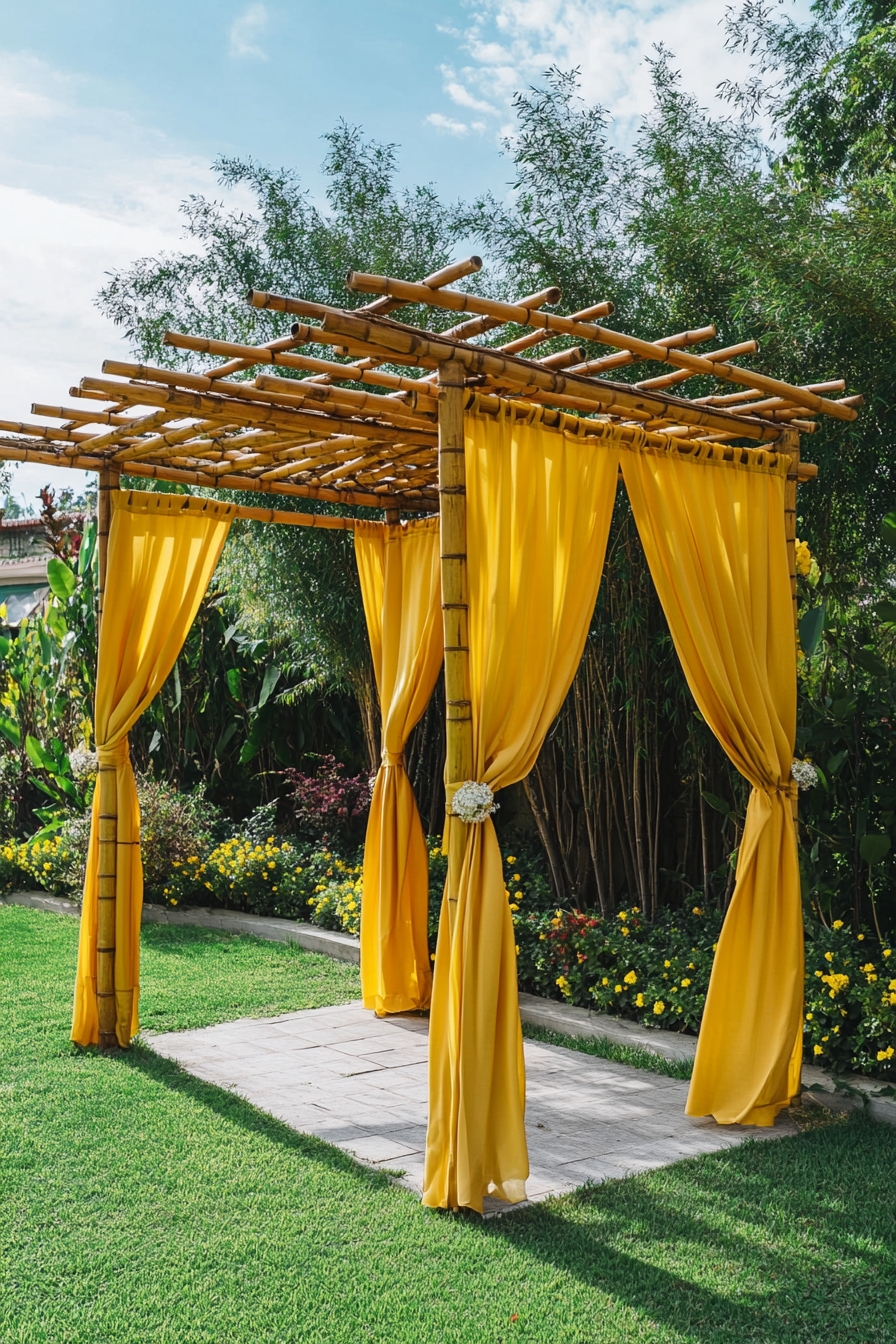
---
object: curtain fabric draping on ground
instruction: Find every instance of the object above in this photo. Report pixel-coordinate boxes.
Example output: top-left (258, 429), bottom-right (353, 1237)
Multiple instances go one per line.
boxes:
top-left (72, 492), bottom-right (234, 1047)
top-left (355, 517), bottom-right (443, 1016)
top-left (423, 404), bottom-right (621, 1212)
top-left (620, 444), bottom-right (801, 1126)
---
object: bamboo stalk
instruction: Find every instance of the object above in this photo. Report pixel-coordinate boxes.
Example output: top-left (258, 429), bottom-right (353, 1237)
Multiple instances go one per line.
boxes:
top-left (96, 467), bottom-right (120, 1050)
top-left (634, 340), bottom-right (759, 389)
top-left (251, 372), bottom-right (436, 422)
top-left (438, 361), bottom-right (473, 919)
top-left (697, 380), bottom-right (846, 407)
top-left (343, 275), bottom-right (856, 422)
top-left (318, 311), bottom-right (783, 442)
top-left (362, 255), bottom-right (482, 316)
top-left (781, 425), bottom-right (801, 847)
top-left (79, 376), bottom-right (437, 448)
top-left (100, 360), bottom-right (437, 430)
top-left (67, 407), bottom-right (175, 455)
top-left (31, 403), bottom-right (143, 427)
top-left (163, 331), bottom-right (440, 403)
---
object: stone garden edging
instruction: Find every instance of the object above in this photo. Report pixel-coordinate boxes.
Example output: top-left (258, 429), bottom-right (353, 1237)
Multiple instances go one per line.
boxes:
top-left (5, 889), bottom-right (893, 1126)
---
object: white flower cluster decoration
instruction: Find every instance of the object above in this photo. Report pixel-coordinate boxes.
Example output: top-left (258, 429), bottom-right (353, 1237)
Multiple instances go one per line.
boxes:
top-left (451, 780), bottom-right (499, 824)
top-left (791, 758), bottom-right (819, 791)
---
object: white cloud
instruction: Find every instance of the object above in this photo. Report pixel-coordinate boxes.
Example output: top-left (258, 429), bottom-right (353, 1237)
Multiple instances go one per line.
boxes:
top-left (438, 0), bottom-right (812, 146)
top-left (0, 52), bottom-right (219, 510)
top-left (440, 67), bottom-right (499, 115)
top-left (229, 3), bottom-right (269, 61)
top-left (425, 112), bottom-right (472, 136)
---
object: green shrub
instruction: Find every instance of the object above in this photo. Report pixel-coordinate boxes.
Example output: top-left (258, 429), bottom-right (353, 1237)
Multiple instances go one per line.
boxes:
top-left (804, 920), bottom-right (896, 1074)
top-left (307, 855), bottom-right (363, 936)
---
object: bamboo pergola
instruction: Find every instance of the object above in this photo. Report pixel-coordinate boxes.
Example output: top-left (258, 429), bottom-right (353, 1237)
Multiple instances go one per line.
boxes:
top-left (0, 256), bottom-right (858, 1050)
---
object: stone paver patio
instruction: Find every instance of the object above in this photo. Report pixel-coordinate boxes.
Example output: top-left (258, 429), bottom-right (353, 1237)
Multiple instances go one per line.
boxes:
top-left (145, 1003), bottom-right (798, 1212)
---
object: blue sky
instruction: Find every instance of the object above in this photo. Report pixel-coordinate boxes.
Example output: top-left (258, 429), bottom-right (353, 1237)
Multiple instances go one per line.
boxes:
top-left (0, 0), bottom-right (806, 507)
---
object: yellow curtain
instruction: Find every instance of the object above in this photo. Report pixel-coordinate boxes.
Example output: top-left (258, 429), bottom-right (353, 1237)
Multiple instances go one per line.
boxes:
top-left (423, 405), bottom-right (621, 1211)
top-left (355, 517), bottom-right (443, 1016)
top-left (72, 492), bottom-right (234, 1047)
top-left (620, 443), bottom-right (801, 1126)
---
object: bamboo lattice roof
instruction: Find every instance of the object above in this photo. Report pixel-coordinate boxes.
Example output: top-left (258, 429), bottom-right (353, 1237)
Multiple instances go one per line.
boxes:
top-left (0, 257), bottom-right (854, 512)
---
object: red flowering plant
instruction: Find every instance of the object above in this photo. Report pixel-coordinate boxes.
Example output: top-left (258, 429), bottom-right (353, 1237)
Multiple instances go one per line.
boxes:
top-left (282, 754), bottom-right (371, 847)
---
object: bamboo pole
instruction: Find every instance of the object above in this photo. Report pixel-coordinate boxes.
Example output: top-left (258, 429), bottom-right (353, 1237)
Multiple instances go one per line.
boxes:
top-left (318, 311), bottom-right (783, 442)
top-left (697, 380), bottom-right (846, 407)
top-left (96, 467), bottom-right (120, 1050)
top-left (343, 274), bottom-right (857, 423)
top-left (79, 376), bottom-right (437, 448)
top-left (635, 340), bottom-right (759, 389)
top-left (363, 255), bottom-right (482, 316)
top-left (99, 361), bottom-right (437, 431)
top-left (569, 325), bottom-right (718, 376)
top-left (163, 331), bottom-right (440, 402)
top-left (438, 362), bottom-right (473, 917)
top-left (780, 426), bottom-right (802, 939)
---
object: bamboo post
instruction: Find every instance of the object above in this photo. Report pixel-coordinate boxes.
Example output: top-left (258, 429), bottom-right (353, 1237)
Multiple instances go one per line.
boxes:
top-left (438, 362), bottom-right (473, 918)
top-left (96, 466), bottom-right (120, 1049)
top-left (782, 428), bottom-right (802, 827)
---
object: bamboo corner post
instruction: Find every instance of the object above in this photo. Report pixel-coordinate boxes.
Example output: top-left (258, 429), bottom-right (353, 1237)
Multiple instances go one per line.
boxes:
top-left (438, 362), bottom-right (473, 920)
top-left (96, 467), bottom-right (120, 1049)
top-left (780, 426), bottom-right (801, 828)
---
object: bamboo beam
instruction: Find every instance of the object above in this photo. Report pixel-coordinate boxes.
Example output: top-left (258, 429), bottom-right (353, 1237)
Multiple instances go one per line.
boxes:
top-left (251, 372), bottom-right (436, 422)
top-left (568, 325), bottom-right (719, 376)
top-left (31, 403), bottom-right (143, 428)
top-left (317, 311), bottom-right (783, 442)
top-left (696, 380), bottom-right (845, 406)
top-left (363, 255), bottom-right (482, 316)
top-left (163, 331), bottom-right (439, 402)
top-left (79, 376), bottom-right (437, 449)
top-left (67, 407), bottom-right (176, 455)
top-left (100, 360), bottom-right (436, 431)
top-left (635, 340), bottom-right (759, 389)
top-left (438, 360), bottom-right (473, 919)
top-left (343, 275), bottom-right (856, 423)
top-left (96, 466), bottom-right (120, 1050)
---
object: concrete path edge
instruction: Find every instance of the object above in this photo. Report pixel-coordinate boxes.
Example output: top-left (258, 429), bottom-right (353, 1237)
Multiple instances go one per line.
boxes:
top-left (4, 888), bottom-right (893, 1125)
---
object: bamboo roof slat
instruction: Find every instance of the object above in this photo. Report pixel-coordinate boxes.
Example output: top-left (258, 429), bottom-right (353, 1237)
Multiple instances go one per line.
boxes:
top-left (342, 274), bottom-right (855, 423)
top-left (79, 376), bottom-right (438, 448)
top-left (317, 310), bottom-right (783, 442)
top-left (163, 331), bottom-right (440, 404)
top-left (0, 254), bottom-right (842, 515)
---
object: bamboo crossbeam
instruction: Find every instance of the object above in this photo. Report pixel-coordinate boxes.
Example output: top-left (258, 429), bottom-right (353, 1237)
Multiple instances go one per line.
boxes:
top-left (113, 419), bottom-right (237, 463)
top-left (228, 503), bottom-right (359, 529)
top-left (362, 255), bottom-right (482, 316)
top-left (634, 340), bottom-right (759, 389)
top-left (67, 407), bottom-right (176, 455)
top-left (101, 358), bottom-right (436, 433)
top-left (317, 311), bottom-right (782, 442)
top-left (204, 333), bottom-right (305, 382)
top-left (535, 346), bottom-right (586, 370)
top-left (163, 331), bottom-right (440, 403)
top-left (343, 275), bottom-right (855, 422)
top-left (568, 326), bottom-right (719, 377)
top-left (500, 303), bottom-right (616, 355)
top-left (0, 418), bottom-right (95, 444)
top-left (80, 376), bottom-right (437, 448)
top-left (31, 403), bottom-right (142, 428)
top-left (250, 372), bottom-right (436, 422)
top-left (696, 380), bottom-right (846, 407)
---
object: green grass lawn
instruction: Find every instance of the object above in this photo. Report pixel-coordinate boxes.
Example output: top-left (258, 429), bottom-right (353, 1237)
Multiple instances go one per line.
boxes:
top-left (3, 904), bottom-right (895, 1344)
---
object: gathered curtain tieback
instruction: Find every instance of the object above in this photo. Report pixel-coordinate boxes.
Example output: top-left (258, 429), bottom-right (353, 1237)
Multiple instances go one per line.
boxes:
top-left (96, 740), bottom-right (130, 769)
top-left (763, 778), bottom-right (799, 802)
top-left (381, 750), bottom-right (405, 767)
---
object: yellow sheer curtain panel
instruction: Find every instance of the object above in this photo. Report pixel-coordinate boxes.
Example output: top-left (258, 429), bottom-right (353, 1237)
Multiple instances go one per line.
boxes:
top-left (621, 445), bottom-right (801, 1126)
top-left (72, 492), bottom-right (234, 1047)
top-left (423, 405), bottom-right (621, 1212)
top-left (355, 517), bottom-right (443, 1016)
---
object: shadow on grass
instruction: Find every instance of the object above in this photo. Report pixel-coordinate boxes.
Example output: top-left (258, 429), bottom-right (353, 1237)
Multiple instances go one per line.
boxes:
top-left (484, 1116), bottom-right (896, 1342)
top-left (118, 1039), bottom-right (399, 1195)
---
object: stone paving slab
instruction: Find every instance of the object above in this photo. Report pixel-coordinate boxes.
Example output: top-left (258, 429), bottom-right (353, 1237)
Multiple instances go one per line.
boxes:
top-left (144, 1001), bottom-right (798, 1213)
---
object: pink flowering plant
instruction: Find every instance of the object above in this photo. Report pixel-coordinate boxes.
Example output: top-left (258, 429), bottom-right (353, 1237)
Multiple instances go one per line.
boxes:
top-left (282, 754), bottom-right (371, 846)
